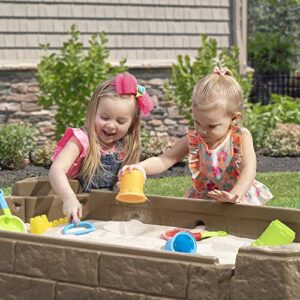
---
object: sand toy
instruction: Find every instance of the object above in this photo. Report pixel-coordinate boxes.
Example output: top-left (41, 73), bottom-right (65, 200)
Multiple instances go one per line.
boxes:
top-left (161, 228), bottom-right (227, 241)
top-left (30, 214), bottom-right (67, 234)
top-left (252, 219), bottom-right (295, 246)
top-left (62, 221), bottom-right (96, 235)
top-left (116, 169), bottom-right (147, 203)
top-left (165, 231), bottom-right (197, 253)
top-left (0, 189), bottom-right (27, 233)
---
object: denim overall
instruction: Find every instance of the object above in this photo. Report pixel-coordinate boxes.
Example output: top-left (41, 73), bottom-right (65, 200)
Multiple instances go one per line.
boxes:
top-left (79, 144), bottom-right (123, 192)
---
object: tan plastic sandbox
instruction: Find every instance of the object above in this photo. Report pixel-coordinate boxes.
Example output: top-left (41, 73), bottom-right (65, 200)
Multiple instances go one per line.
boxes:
top-left (0, 177), bottom-right (300, 300)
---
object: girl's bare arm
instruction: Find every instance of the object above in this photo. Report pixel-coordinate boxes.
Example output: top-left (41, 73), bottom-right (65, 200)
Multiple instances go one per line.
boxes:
top-left (139, 136), bottom-right (189, 175)
top-left (120, 136), bottom-right (189, 177)
top-left (48, 137), bottom-right (83, 223)
top-left (230, 128), bottom-right (257, 199)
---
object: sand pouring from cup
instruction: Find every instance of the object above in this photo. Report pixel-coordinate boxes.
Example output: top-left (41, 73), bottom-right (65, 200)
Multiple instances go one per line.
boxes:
top-left (0, 189), bottom-right (27, 233)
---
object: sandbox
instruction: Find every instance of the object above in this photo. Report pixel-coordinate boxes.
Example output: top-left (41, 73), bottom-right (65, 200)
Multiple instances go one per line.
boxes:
top-left (0, 177), bottom-right (300, 300)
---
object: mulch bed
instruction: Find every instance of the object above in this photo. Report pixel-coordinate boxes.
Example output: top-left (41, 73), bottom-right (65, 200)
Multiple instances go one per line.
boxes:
top-left (0, 155), bottom-right (299, 187)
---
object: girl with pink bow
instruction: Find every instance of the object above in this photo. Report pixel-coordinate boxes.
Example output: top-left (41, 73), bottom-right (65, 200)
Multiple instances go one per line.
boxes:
top-left (49, 72), bottom-right (153, 224)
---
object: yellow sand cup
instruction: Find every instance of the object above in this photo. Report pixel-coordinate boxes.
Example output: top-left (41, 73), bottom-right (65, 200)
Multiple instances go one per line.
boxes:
top-left (116, 170), bottom-right (147, 203)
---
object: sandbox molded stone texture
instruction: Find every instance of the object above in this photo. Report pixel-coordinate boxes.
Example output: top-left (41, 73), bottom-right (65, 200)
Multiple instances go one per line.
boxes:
top-left (0, 177), bottom-right (299, 299)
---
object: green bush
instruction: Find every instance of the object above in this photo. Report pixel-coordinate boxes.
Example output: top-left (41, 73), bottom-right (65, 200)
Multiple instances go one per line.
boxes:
top-left (243, 94), bottom-right (300, 150)
top-left (141, 128), bottom-right (176, 160)
top-left (0, 124), bottom-right (37, 169)
top-left (261, 123), bottom-right (300, 157)
top-left (37, 25), bottom-right (127, 139)
top-left (164, 35), bottom-right (253, 125)
top-left (268, 94), bottom-right (300, 124)
top-left (248, 0), bottom-right (299, 74)
top-left (248, 32), bottom-right (296, 74)
top-left (31, 140), bottom-right (56, 167)
top-left (243, 102), bottom-right (277, 150)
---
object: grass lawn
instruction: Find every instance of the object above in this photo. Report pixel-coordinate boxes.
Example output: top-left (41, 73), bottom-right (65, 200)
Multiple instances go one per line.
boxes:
top-left (3, 172), bottom-right (299, 209)
top-left (145, 172), bottom-right (300, 209)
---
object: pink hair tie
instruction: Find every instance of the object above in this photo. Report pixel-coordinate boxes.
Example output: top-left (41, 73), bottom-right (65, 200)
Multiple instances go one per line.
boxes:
top-left (213, 66), bottom-right (227, 76)
top-left (115, 73), bottom-right (153, 116)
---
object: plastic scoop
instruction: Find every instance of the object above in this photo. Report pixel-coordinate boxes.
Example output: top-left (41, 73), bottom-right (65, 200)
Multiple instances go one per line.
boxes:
top-left (62, 221), bottom-right (96, 235)
top-left (0, 189), bottom-right (27, 233)
top-left (161, 228), bottom-right (227, 241)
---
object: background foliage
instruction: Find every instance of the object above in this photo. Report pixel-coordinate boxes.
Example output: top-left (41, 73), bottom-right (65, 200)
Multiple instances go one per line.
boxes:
top-left (248, 0), bottom-right (300, 74)
top-left (0, 125), bottom-right (37, 169)
top-left (243, 95), bottom-right (300, 151)
top-left (37, 25), bottom-right (126, 139)
top-left (164, 35), bottom-right (253, 126)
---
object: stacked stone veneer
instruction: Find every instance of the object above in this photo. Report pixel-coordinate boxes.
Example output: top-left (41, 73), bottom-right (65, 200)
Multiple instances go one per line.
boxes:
top-left (0, 70), bottom-right (188, 145)
top-left (0, 233), bottom-right (234, 300)
top-left (0, 216), bottom-right (300, 299)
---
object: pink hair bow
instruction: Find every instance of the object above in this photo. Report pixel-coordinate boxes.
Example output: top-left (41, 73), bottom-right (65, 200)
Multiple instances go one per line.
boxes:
top-left (213, 66), bottom-right (227, 76)
top-left (115, 73), bottom-right (153, 116)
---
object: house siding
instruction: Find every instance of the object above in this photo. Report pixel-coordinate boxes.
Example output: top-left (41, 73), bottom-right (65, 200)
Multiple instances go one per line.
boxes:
top-left (0, 0), bottom-right (238, 67)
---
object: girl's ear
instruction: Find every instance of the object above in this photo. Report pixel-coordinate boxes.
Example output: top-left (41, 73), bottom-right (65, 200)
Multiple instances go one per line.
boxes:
top-left (231, 112), bottom-right (241, 124)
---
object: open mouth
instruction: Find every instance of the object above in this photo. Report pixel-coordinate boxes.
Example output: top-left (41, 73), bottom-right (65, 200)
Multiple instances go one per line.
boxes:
top-left (102, 130), bottom-right (115, 137)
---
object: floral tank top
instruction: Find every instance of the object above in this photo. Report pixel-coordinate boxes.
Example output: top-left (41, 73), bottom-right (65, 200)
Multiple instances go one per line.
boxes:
top-left (185, 126), bottom-right (273, 205)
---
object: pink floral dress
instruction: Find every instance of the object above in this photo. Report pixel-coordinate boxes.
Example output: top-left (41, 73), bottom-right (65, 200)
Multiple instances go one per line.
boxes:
top-left (185, 126), bottom-right (273, 205)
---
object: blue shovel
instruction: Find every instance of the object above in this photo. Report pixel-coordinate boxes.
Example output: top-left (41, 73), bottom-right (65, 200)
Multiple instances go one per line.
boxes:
top-left (0, 189), bottom-right (27, 233)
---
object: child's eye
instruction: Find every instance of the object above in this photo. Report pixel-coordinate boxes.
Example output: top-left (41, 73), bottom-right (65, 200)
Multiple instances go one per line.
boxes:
top-left (101, 116), bottom-right (109, 121)
top-left (209, 125), bottom-right (218, 129)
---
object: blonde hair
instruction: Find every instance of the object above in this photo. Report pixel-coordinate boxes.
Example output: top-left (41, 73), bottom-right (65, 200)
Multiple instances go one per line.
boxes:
top-left (192, 67), bottom-right (243, 115)
top-left (78, 77), bottom-right (141, 188)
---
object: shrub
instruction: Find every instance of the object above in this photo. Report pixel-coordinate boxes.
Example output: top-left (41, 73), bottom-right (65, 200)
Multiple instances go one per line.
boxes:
top-left (268, 94), bottom-right (300, 124)
top-left (248, 32), bottom-right (296, 74)
top-left (243, 102), bottom-right (276, 150)
top-left (248, 0), bottom-right (299, 74)
top-left (164, 35), bottom-right (253, 125)
top-left (31, 140), bottom-right (56, 167)
top-left (261, 123), bottom-right (300, 157)
top-left (37, 25), bottom-right (127, 139)
top-left (141, 129), bottom-right (176, 160)
top-left (0, 124), bottom-right (37, 169)
top-left (243, 94), bottom-right (300, 150)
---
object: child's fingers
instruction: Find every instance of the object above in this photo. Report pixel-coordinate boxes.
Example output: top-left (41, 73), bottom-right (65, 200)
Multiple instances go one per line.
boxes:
top-left (78, 205), bottom-right (82, 219)
top-left (208, 190), bottom-right (237, 203)
top-left (72, 212), bottom-right (80, 225)
top-left (118, 165), bottom-right (133, 178)
top-left (119, 165), bottom-right (146, 180)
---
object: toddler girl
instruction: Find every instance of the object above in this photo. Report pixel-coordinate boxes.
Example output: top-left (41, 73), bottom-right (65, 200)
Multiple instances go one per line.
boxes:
top-left (121, 67), bottom-right (272, 205)
top-left (49, 72), bottom-right (153, 223)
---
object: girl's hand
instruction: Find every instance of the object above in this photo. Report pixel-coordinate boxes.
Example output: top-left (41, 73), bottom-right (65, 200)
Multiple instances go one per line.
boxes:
top-left (62, 197), bottom-right (82, 225)
top-left (118, 164), bottom-right (147, 180)
top-left (208, 190), bottom-right (239, 203)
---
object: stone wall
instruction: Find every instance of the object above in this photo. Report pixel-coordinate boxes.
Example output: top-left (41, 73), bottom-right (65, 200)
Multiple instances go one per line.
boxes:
top-left (0, 69), bottom-right (188, 145)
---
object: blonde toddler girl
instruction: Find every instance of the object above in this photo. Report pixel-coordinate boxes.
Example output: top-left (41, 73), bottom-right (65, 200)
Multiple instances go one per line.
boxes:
top-left (121, 67), bottom-right (273, 205)
top-left (49, 72), bottom-right (153, 223)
